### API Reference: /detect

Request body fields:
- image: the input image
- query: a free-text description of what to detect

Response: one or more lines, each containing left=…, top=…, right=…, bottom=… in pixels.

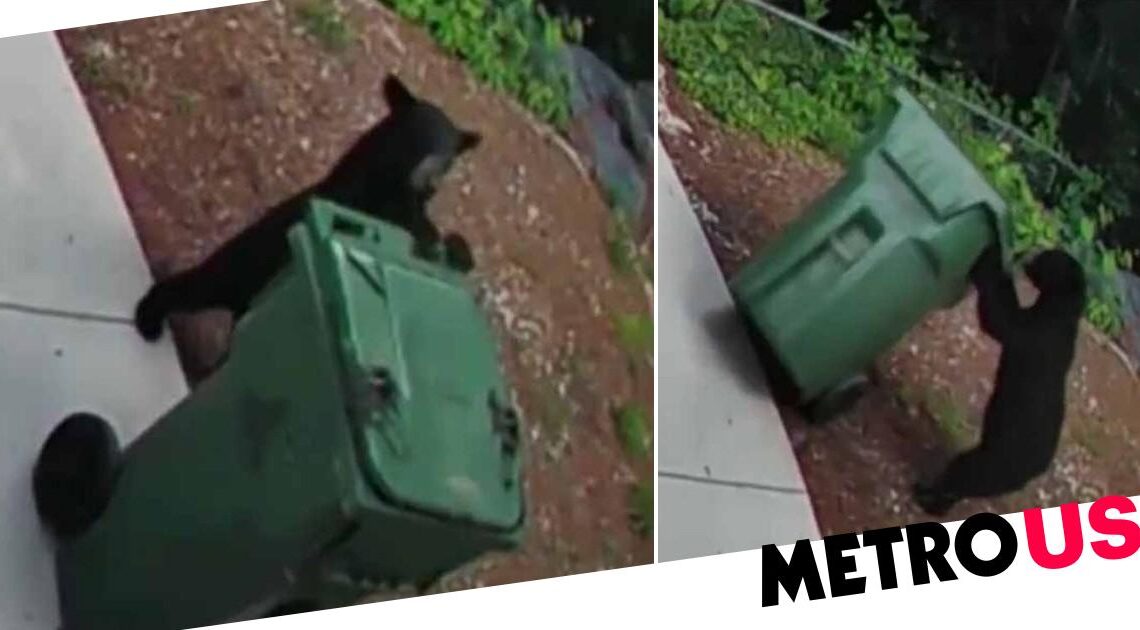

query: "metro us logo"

left=762, top=495, right=1140, bottom=606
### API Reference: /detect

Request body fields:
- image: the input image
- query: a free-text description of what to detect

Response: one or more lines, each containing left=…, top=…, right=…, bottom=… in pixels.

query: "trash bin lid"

left=315, top=210, right=523, bottom=532
left=877, top=88, right=1014, bottom=264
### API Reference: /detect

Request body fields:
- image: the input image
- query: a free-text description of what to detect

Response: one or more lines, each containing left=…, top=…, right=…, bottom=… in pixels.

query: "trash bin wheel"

left=32, top=412, right=122, bottom=541
left=804, top=374, right=871, bottom=424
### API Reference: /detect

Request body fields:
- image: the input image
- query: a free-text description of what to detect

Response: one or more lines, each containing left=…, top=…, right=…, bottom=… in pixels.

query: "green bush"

left=384, top=0, right=580, bottom=125
left=660, top=0, right=1131, bottom=333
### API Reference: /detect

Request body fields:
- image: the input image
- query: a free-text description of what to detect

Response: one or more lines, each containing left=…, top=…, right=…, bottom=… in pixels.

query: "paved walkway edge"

left=657, top=143, right=820, bottom=562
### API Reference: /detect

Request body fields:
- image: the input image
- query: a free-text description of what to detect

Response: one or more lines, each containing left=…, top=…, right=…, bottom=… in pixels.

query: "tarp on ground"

left=559, top=44, right=654, bottom=231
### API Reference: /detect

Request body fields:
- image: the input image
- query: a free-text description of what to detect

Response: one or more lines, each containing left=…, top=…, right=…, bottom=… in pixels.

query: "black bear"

left=134, top=74, right=481, bottom=342
left=914, top=245, right=1087, bottom=516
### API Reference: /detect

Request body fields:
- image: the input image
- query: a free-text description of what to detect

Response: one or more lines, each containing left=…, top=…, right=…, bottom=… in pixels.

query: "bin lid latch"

left=369, top=366, right=399, bottom=405
left=354, top=364, right=406, bottom=456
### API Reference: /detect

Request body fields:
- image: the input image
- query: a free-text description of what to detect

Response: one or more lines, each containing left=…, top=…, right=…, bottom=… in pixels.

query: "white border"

left=0, top=1, right=266, bottom=39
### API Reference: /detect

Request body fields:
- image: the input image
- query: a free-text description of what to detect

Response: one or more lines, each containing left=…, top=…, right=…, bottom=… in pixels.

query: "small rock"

left=86, top=39, right=116, bottom=61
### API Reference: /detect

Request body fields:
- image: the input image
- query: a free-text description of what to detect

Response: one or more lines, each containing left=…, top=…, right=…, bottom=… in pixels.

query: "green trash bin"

left=53, top=200, right=525, bottom=629
left=729, top=88, right=1013, bottom=418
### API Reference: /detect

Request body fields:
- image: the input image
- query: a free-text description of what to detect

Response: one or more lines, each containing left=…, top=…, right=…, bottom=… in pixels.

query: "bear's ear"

left=383, top=75, right=416, bottom=110
left=458, top=130, right=483, bottom=153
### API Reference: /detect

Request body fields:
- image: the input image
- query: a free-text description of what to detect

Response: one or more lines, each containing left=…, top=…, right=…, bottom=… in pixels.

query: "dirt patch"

left=661, top=63, right=1140, bottom=536
left=56, top=0, right=652, bottom=596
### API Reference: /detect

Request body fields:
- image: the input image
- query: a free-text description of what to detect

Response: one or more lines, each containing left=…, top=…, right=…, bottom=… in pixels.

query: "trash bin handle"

left=305, top=200, right=383, bottom=244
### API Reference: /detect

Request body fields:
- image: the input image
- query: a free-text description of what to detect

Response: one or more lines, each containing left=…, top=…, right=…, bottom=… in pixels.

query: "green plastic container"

left=729, top=88, right=1012, bottom=412
left=55, top=200, right=524, bottom=629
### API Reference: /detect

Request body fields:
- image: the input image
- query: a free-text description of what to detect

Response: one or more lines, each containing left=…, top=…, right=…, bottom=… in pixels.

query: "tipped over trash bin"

left=43, top=199, right=525, bottom=630
left=729, top=88, right=1013, bottom=420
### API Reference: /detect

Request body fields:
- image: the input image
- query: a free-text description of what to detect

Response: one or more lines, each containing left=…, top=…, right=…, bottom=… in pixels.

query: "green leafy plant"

left=297, top=1, right=354, bottom=52
left=661, top=0, right=1131, bottom=333
left=605, top=214, right=639, bottom=274
left=923, top=389, right=973, bottom=450
left=662, top=0, right=722, bottom=20
left=383, top=0, right=579, bottom=125
left=629, top=480, right=653, bottom=538
left=72, top=40, right=135, bottom=100
left=803, top=0, right=829, bottom=23
left=172, top=89, right=200, bottom=115
left=614, top=312, right=653, bottom=359
left=613, top=403, right=652, bottom=459
left=604, top=213, right=652, bottom=287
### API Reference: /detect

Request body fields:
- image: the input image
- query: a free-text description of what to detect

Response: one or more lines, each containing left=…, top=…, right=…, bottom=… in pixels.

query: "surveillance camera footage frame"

left=4, top=2, right=1139, bottom=629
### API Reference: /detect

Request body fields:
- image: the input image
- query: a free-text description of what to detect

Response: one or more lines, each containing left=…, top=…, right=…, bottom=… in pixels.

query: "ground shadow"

left=698, top=305, right=781, bottom=399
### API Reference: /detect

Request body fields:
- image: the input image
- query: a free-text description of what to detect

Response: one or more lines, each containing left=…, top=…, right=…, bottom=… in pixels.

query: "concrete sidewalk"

left=657, top=143, right=819, bottom=562
left=0, top=32, right=188, bottom=630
